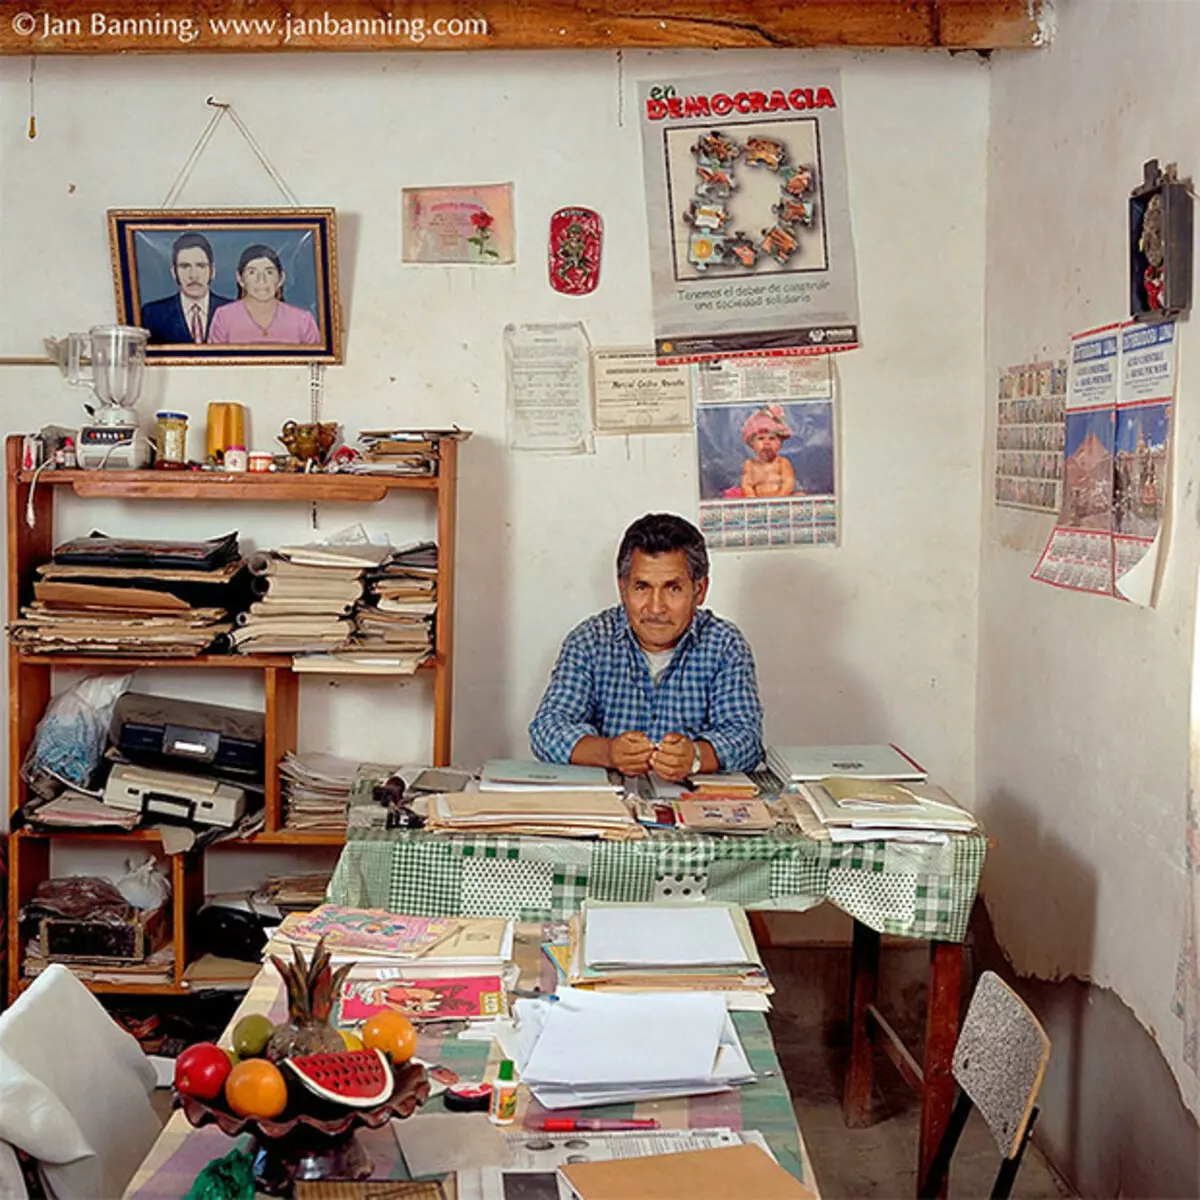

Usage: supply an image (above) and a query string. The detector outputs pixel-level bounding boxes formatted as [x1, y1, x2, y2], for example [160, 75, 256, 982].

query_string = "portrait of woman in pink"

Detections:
[208, 243, 321, 345]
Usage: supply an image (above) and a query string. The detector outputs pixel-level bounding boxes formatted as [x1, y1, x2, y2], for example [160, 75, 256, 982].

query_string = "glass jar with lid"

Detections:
[155, 411, 188, 468]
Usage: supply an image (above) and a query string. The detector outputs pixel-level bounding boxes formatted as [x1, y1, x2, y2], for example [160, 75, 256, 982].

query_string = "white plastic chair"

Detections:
[0, 963, 160, 1199]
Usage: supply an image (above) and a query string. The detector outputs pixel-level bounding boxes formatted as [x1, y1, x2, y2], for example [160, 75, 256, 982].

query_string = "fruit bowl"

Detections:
[177, 1059, 429, 1196]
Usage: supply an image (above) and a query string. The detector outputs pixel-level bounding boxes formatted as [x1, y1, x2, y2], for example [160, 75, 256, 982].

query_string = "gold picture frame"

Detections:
[108, 206, 343, 365]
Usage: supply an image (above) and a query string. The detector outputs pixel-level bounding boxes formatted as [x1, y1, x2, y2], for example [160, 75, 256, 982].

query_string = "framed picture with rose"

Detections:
[108, 207, 343, 364]
[401, 184, 515, 264]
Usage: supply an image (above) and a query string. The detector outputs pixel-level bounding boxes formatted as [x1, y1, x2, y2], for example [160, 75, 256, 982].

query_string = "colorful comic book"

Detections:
[335, 974, 507, 1024]
[281, 906, 462, 958]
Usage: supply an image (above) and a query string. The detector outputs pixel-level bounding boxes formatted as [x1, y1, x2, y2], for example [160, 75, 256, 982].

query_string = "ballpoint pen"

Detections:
[510, 987, 561, 1002]
[527, 1118, 660, 1132]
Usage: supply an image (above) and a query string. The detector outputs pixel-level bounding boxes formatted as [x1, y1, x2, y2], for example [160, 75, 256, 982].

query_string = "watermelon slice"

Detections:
[284, 1048, 394, 1109]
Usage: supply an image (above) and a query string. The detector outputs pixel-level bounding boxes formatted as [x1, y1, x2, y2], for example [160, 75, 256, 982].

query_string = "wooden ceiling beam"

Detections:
[0, 1, 1049, 55]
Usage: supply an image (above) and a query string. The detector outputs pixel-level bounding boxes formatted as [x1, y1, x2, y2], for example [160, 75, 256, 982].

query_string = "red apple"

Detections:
[175, 1042, 233, 1101]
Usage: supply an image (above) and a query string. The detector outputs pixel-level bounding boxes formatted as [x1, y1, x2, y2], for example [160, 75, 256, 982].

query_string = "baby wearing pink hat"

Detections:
[738, 405, 797, 498]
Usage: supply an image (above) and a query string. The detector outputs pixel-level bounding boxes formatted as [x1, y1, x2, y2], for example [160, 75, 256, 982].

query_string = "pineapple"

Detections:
[266, 936, 351, 1061]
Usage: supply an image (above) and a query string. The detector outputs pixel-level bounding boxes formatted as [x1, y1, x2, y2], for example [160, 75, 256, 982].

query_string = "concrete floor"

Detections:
[763, 942, 1075, 1199]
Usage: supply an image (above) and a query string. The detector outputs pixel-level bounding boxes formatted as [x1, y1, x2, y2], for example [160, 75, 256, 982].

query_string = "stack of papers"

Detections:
[503, 988, 754, 1109]
[566, 901, 772, 1002]
[480, 759, 621, 793]
[427, 790, 643, 840]
[278, 752, 360, 832]
[766, 742, 927, 784]
[352, 541, 439, 664]
[788, 779, 978, 842]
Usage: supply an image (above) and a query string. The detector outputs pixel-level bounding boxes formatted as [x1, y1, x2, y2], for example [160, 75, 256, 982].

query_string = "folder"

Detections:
[558, 1143, 816, 1199]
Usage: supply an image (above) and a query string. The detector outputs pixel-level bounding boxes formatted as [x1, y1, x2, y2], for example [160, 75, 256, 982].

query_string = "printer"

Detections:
[103, 762, 247, 828]
[112, 693, 265, 783]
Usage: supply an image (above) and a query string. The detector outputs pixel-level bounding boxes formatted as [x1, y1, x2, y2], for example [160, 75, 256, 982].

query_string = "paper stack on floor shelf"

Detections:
[564, 900, 773, 1006]
[765, 742, 927, 786]
[500, 987, 755, 1109]
[786, 776, 979, 843]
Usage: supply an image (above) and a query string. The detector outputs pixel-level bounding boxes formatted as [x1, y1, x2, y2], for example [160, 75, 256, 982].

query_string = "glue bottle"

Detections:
[488, 1059, 518, 1125]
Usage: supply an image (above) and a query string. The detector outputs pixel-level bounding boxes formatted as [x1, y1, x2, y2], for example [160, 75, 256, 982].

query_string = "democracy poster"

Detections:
[639, 69, 859, 364]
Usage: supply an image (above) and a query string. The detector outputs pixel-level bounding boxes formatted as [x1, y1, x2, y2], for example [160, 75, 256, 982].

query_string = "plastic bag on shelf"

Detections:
[115, 856, 173, 911]
[21, 672, 133, 800]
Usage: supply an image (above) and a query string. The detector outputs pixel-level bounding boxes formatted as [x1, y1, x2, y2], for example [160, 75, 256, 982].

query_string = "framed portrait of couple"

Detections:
[108, 207, 343, 364]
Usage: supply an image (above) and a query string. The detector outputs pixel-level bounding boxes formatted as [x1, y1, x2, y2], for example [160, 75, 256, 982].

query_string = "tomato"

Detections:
[175, 1042, 233, 1101]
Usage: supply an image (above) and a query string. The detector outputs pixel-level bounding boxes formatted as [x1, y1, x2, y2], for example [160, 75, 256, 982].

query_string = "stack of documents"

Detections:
[566, 900, 772, 1002]
[480, 759, 621, 793]
[233, 548, 368, 655]
[504, 988, 754, 1109]
[766, 742, 927, 784]
[279, 751, 359, 832]
[788, 777, 979, 842]
[12, 534, 244, 657]
[345, 541, 438, 669]
[426, 790, 642, 840]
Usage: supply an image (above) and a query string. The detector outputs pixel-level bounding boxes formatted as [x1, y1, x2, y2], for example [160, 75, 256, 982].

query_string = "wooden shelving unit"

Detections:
[4, 433, 460, 1002]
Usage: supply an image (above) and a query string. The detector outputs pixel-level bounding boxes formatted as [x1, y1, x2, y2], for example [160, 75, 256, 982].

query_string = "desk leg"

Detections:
[918, 940, 963, 1199]
[843, 919, 880, 1126]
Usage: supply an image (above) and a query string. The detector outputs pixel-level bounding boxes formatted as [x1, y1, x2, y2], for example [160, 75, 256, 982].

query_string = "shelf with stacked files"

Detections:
[4, 432, 461, 1001]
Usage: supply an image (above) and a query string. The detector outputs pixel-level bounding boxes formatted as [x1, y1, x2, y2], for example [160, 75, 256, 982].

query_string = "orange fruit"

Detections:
[361, 1011, 418, 1063]
[224, 1058, 288, 1119]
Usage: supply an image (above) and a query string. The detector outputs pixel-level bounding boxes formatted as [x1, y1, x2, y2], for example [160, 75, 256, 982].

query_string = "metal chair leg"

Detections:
[991, 1106, 1040, 1200]
[918, 1090, 973, 1199]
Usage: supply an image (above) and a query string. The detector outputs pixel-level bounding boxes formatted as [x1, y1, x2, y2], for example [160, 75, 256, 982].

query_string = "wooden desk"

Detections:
[125, 924, 821, 1198]
[843, 922, 962, 1200]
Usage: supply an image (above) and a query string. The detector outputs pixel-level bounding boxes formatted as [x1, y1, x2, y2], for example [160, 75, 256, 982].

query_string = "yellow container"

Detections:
[206, 402, 246, 462]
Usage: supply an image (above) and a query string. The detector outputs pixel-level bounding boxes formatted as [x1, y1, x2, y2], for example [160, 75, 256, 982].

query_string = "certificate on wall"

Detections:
[592, 348, 693, 433]
[504, 322, 593, 453]
[639, 69, 859, 364]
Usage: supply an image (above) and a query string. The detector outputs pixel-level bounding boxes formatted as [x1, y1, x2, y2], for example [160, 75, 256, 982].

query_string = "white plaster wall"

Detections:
[981, 0, 1200, 1116]
[0, 52, 987, 854]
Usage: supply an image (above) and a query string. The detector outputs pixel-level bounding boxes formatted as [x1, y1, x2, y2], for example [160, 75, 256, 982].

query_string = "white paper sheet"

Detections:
[584, 904, 749, 969]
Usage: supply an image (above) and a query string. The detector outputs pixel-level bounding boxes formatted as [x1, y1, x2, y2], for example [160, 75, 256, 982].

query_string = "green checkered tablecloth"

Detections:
[328, 827, 986, 942]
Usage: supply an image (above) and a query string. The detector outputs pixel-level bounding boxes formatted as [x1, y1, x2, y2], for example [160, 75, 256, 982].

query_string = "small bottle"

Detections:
[61, 437, 77, 469]
[488, 1059, 518, 1125]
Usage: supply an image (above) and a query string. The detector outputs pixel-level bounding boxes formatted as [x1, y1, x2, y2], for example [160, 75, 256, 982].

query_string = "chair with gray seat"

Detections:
[918, 969, 1051, 1199]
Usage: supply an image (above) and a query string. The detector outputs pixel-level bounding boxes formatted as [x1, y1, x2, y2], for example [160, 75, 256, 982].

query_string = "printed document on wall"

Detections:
[505, 322, 593, 454]
[994, 359, 1066, 513]
[1031, 321, 1175, 605]
[639, 70, 859, 363]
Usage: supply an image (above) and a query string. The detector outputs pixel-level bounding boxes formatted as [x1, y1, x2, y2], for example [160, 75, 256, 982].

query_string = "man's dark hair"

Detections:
[617, 513, 709, 583]
[171, 232, 215, 270]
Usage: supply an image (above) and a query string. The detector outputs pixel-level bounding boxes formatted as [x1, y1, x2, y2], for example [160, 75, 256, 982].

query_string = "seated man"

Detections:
[529, 513, 763, 781]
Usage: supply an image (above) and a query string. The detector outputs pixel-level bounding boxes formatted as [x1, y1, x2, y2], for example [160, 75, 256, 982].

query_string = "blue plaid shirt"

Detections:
[529, 605, 764, 771]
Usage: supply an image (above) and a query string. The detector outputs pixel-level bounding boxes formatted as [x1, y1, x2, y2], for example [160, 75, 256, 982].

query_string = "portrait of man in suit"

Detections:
[138, 233, 233, 345]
